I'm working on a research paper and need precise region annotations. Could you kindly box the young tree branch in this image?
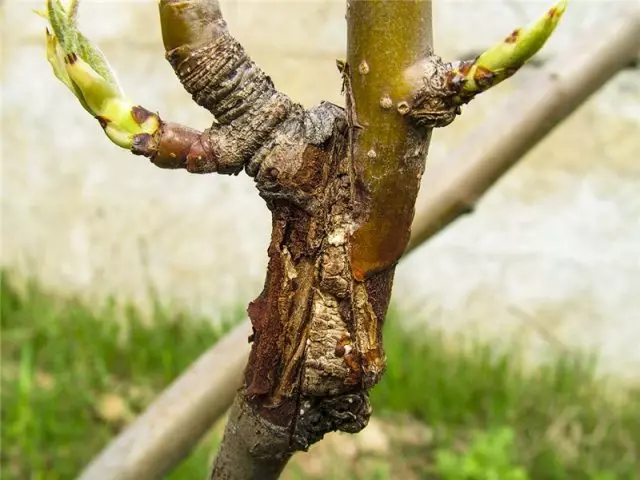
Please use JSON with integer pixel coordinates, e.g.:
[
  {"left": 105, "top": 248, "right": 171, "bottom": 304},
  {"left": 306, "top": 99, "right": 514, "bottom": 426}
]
[
  {"left": 39, "top": 0, "right": 571, "bottom": 478},
  {"left": 408, "top": 2, "right": 640, "bottom": 250},
  {"left": 399, "top": 0, "right": 567, "bottom": 128},
  {"left": 73, "top": 3, "right": 640, "bottom": 479}
]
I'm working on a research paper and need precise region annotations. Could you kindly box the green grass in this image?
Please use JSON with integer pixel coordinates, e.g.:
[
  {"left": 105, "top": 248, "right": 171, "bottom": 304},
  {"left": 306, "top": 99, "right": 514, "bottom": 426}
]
[
  {"left": 373, "top": 326, "right": 639, "bottom": 479},
  {"left": 0, "top": 273, "right": 236, "bottom": 479},
  {"left": 1, "top": 272, "right": 638, "bottom": 479}
]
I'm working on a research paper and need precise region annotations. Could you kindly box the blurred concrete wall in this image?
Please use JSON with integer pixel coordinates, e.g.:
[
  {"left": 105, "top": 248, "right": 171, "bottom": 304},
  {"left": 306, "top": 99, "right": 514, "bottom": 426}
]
[{"left": 2, "top": 0, "right": 639, "bottom": 379}]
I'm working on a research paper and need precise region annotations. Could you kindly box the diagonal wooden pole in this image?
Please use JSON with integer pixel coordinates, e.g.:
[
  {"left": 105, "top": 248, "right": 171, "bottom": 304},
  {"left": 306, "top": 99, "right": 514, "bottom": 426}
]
[
  {"left": 78, "top": 4, "right": 640, "bottom": 480},
  {"left": 78, "top": 321, "right": 252, "bottom": 480}
]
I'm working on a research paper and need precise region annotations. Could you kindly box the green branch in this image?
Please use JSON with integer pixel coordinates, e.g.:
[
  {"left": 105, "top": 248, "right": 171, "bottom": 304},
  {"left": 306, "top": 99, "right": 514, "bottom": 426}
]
[
  {"left": 37, "top": 0, "right": 229, "bottom": 172},
  {"left": 451, "top": 0, "right": 568, "bottom": 103},
  {"left": 403, "top": 0, "right": 568, "bottom": 128}
]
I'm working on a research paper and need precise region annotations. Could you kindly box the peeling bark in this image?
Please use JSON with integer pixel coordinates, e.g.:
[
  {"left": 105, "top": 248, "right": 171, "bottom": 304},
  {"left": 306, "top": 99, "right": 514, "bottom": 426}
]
[
  {"left": 153, "top": 1, "right": 434, "bottom": 477},
  {"left": 38, "top": 0, "right": 572, "bottom": 476},
  {"left": 210, "top": 102, "right": 390, "bottom": 474},
  {"left": 148, "top": 0, "right": 568, "bottom": 477}
]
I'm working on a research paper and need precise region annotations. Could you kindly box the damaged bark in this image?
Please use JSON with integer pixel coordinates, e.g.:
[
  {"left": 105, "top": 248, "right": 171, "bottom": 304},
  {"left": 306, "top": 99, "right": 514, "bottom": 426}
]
[
  {"left": 151, "top": 1, "right": 567, "bottom": 478},
  {"left": 40, "top": 0, "right": 568, "bottom": 477},
  {"left": 193, "top": 1, "right": 436, "bottom": 476},
  {"left": 152, "top": 2, "right": 400, "bottom": 474}
]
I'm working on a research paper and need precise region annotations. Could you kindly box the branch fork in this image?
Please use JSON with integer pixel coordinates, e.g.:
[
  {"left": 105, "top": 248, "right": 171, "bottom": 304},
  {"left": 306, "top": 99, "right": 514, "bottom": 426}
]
[{"left": 38, "top": 0, "right": 567, "bottom": 476}]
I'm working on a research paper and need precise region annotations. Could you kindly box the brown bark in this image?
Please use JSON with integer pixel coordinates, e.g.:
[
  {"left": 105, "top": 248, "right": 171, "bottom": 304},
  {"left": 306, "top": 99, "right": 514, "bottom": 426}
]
[
  {"left": 77, "top": 3, "right": 640, "bottom": 479},
  {"left": 194, "top": 0, "right": 447, "bottom": 475},
  {"left": 153, "top": 0, "right": 553, "bottom": 477}
]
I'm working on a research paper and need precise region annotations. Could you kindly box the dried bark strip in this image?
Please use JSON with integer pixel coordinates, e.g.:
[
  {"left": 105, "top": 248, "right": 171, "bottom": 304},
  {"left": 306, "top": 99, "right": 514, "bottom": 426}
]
[
  {"left": 154, "top": 0, "right": 552, "bottom": 477},
  {"left": 42, "top": 0, "right": 569, "bottom": 476}
]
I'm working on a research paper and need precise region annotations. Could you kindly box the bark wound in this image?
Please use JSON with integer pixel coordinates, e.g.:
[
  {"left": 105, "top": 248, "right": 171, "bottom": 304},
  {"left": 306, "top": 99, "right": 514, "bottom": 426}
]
[
  {"left": 160, "top": 2, "right": 392, "bottom": 460},
  {"left": 241, "top": 102, "right": 388, "bottom": 450}
]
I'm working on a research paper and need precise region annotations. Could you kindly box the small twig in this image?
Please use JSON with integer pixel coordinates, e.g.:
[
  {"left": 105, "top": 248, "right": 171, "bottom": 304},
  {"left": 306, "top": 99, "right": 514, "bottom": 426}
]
[{"left": 407, "top": 3, "right": 640, "bottom": 251}]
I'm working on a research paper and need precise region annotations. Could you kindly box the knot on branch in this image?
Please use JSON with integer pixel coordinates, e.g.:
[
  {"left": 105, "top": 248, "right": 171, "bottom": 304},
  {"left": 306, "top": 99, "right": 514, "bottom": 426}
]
[
  {"left": 402, "top": 55, "right": 464, "bottom": 129},
  {"left": 292, "top": 393, "right": 372, "bottom": 451}
]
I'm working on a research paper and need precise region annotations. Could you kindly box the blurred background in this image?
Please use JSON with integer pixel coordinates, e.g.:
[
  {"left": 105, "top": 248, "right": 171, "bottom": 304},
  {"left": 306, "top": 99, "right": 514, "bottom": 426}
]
[
  {"left": 1, "top": 0, "right": 639, "bottom": 478},
  {"left": 3, "top": 0, "right": 639, "bottom": 377}
]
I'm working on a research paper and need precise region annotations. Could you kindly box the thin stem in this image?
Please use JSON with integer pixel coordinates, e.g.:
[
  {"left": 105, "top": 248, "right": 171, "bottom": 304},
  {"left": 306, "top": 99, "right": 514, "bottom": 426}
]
[{"left": 347, "top": 0, "right": 434, "bottom": 280}]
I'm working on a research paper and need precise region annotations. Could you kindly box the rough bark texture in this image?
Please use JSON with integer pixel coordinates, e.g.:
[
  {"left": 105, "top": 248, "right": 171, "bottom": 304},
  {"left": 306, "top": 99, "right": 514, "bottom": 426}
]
[
  {"left": 153, "top": 0, "right": 496, "bottom": 477},
  {"left": 38, "top": 0, "right": 587, "bottom": 477},
  {"left": 155, "top": 3, "right": 396, "bottom": 476},
  {"left": 212, "top": 98, "right": 387, "bottom": 476},
  {"left": 207, "top": 92, "right": 385, "bottom": 476}
]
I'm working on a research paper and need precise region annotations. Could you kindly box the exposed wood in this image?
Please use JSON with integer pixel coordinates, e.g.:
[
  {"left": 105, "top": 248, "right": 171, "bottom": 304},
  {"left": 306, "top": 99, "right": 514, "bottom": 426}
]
[{"left": 75, "top": 3, "right": 640, "bottom": 480}]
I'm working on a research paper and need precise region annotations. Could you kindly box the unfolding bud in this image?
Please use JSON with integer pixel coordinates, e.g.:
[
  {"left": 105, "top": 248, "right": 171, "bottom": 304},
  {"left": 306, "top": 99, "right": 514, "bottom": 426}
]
[
  {"left": 451, "top": 0, "right": 568, "bottom": 102},
  {"left": 39, "top": 0, "right": 159, "bottom": 149},
  {"left": 405, "top": 0, "right": 568, "bottom": 128}
]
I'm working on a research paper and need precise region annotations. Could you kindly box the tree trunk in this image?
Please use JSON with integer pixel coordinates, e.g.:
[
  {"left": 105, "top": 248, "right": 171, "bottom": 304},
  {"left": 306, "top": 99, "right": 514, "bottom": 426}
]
[
  {"left": 41, "top": 0, "right": 568, "bottom": 477},
  {"left": 153, "top": 0, "right": 566, "bottom": 478},
  {"left": 209, "top": 1, "right": 442, "bottom": 477}
]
